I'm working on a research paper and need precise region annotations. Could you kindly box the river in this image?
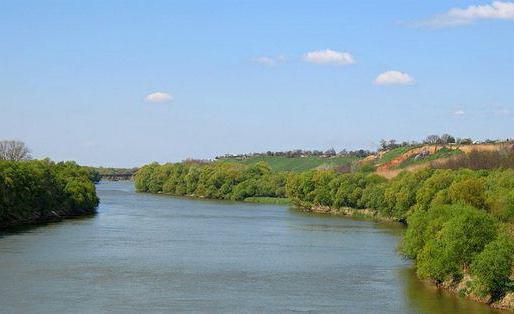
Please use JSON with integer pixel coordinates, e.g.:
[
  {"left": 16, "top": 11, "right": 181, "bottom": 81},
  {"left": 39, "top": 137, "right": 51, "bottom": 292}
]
[{"left": 0, "top": 181, "right": 502, "bottom": 313}]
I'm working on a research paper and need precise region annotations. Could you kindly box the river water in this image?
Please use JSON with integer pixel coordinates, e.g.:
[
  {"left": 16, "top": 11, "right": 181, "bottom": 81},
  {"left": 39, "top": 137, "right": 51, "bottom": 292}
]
[{"left": 0, "top": 181, "right": 502, "bottom": 313}]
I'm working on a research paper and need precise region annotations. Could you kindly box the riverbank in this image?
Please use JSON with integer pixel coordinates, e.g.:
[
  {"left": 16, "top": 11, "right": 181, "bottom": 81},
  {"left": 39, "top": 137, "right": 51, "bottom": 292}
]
[
  {"left": 0, "top": 208, "right": 96, "bottom": 232},
  {"left": 243, "top": 197, "right": 290, "bottom": 205},
  {"left": 436, "top": 274, "right": 514, "bottom": 311},
  {"left": 145, "top": 191, "right": 290, "bottom": 206},
  {"left": 0, "top": 160, "right": 100, "bottom": 232},
  {"left": 300, "top": 205, "right": 514, "bottom": 311},
  {"left": 306, "top": 205, "right": 403, "bottom": 223}
]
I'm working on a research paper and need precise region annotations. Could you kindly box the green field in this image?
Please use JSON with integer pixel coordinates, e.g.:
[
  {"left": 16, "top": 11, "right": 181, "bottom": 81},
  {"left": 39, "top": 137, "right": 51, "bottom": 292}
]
[{"left": 217, "top": 155, "right": 360, "bottom": 172}]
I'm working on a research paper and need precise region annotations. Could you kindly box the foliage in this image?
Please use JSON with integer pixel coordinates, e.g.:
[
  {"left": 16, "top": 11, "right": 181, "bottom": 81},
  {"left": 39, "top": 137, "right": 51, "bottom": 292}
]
[
  {"left": 0, "top": 159, "right": 99, "bottom": 227},
  {"left": 401, "top": 205, "right": 454, "bottom": 260},
  {"left": 408, "top": 205, "right": 497, "bottom": 282},
  {"left": 134, "top": 161, "right": 287, "bottom": 201},
  {"left": 470, "top": 232, "right": 514, "bottom": 297},
  {"left": 283, "top": 166, "right": 514, "bottom": 296},
  {"left": 84, "top": 166, "right": 139, "bottom": 181}
]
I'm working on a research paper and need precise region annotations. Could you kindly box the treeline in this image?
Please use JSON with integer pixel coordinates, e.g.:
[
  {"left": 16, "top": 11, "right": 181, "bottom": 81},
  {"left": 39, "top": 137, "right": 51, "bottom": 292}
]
[
  {"left": 287, "top": 167, "right": 514, "bottom": 299},
  {"left": 84, "top": 166, "right": 139, "bottom": 182},
  {"left": 216, "top": 148, "right": 372, "bottom": 160},
  {"left": 135, "top": 161, "right": 287, "bottom": 201},
  {"left": 0, "top": 159, "right": 99, "bottom": 229},
  {"left": 378, "top": 134, "right": 511, "bottom": 151}
]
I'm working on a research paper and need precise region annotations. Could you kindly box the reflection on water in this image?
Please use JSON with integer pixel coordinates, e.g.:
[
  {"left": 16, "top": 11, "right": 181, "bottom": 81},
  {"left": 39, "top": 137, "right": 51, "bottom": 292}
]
[
  {"left": 0, "top": 181, "right": 502, "bottom": 313},
  {"left": 400, "top": 267, "right": 504, "bottom": 313}
]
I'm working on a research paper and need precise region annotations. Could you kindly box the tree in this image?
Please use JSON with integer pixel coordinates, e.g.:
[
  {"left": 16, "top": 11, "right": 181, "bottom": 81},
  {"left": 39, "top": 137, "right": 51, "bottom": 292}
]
[
  {"left": 415, "top": 205, "right": 497, "bottom": 281},
  {"left": 379, "top": 139, "right": 388, "bottom": 151},
  {"left": 324, "top": 148, "right": 336, "bottom": 156},
  {"left": 448, "top": 178, "right": 486, "bottom": 209},
  {"left": 458, "top": 138, "right": 473, "bottom": 145},
  {"left": 471, "top": 232, "right": 514, "bottom": 297},
  {"left": 440, "top": 134, "right": 456, "bottom": 144},
  {"left": 424, "top": 135, "right": 441, "bottom": 145},
  {"left": 0, "top": 159, "right": 99, "bottom": 227},
  {"left": 0, "top": 140, "right": 31, "bottom": 161}
]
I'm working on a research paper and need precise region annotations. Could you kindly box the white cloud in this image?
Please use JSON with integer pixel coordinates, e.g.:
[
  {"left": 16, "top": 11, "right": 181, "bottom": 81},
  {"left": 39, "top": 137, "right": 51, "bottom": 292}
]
[
  {"left": 374, "top": 71, "right": 414, "bottom": 86},
  {"left": 454, "top": 110, "right": 466, "bottom": 116},
  {"left": 302, "top": 49, "right": 355, "bottom": 66},
  {"left": 416, "top": 1, "right": 514, "bottom": 27},
  {"left": 145, "top": 92, "right": 173, "bottom": 103}
]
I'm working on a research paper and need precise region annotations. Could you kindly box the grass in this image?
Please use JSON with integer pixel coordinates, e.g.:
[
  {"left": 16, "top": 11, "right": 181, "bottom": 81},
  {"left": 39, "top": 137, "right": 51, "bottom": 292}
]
[
  {"left": 378, "top": 146, "right": 412, "bottom": 164},
  {"left": 217, "top": 156, "right": 360, "bottom": 172},
  {"left": 243, "top": 197, "right": 290, "bottom": 205},
  {"left": 398, "top": 148, "right": 463, "bottom": 168}
]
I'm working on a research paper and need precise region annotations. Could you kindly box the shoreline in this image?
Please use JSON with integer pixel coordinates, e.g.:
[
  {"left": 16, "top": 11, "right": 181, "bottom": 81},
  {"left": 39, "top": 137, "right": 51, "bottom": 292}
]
[
  {"left": 137, "top": 190, "right": 290, "bottom": 206},
  {"left": 300, "top": 205, "right": 514, "bottom": 311},
  {"left": 0, "top": 209, "right": 96, "bottom": 232},
  {"left": 129, "top": 190, "right": 514, "bottom": 311},
  {"left": 306, "top": 205, "right": 404, "bottom": 224}
]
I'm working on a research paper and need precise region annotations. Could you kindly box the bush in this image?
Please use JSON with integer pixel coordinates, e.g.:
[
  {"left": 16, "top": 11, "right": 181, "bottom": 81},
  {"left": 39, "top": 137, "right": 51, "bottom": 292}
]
[
  {"left": 416, "top": 238, "right": 460, "bottom": 282},
  {"left": 470, "top": 232, "right": 514, "bottom": 297},
  {"left": 448, "top": 178, "right": 486, "bottom": 209},
  {"left": 0, "top": 159, "right": 99, "bottom": 227},
  {"left": 402, "top": 205, "right": 462, "bottom": 260},
  {"left": 413, "top": 205, "right": 497, "bottom": 281},
  {"left": 134, "top": 161, "right": 287, "bottom": 201}
]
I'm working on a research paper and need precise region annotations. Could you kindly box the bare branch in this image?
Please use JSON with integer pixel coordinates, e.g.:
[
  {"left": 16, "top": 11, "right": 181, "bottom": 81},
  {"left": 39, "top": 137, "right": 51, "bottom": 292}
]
[{"left": 0, "top": 140, "right": 32, "bottom": 161}]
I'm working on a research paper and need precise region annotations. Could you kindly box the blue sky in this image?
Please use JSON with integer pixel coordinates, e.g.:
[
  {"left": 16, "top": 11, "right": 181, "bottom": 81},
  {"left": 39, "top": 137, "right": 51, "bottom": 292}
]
[{"left": 1, "top": 1, "right": 513, "bottom": 167}]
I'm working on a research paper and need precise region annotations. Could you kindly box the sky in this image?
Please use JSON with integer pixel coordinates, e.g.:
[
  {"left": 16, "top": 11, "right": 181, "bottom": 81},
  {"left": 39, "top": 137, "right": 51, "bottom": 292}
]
[{"left": 1, "top": 1, "right": 513, "bottom": 167}]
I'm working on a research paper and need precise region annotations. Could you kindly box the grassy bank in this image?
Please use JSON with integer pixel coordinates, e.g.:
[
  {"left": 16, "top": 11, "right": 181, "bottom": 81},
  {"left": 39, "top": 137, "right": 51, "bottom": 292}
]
[{"left": 243, "top": 197, "right": 290, "bottom": 205}]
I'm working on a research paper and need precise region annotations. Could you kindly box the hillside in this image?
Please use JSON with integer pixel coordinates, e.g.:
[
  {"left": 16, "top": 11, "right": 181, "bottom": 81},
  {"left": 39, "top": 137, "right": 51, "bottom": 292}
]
[
  {"left": 214, "top": 141, "right": 514, "bottom": 175},
  {"left": 217, "top": 155, "right": 361, "bottom": 172},
  {"left": 372, "top": 142, "right": 514, "bottom": 178}
]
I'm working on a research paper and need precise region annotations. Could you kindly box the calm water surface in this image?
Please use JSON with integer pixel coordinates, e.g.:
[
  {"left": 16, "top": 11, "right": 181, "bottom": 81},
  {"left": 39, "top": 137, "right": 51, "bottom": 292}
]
[{"left": 0, "top": 181, "right": 503, "bottom": 313}]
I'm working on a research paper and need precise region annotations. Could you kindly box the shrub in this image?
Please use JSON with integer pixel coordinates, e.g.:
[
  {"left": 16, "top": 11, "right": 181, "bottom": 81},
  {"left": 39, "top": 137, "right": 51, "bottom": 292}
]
[
  {"left": 448, "top": 178, "right": 486, "bottom": 209},
  {"left": 471, "top": 232, "right": 514, "bottom": 297}
]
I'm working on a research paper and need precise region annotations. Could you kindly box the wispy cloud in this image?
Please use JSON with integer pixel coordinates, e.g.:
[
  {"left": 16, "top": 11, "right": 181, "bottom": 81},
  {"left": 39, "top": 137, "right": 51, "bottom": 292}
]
[
  {"left": 374, "top": 71, "right": 414, "bottom": 86},
  {"left": 413, "top": 1, "right": 514, "bottom": 28},
  {"left": 252, "top": 55, "right": 286, "bottom": 67},
  {"left": 453, "top": 110, "right": 466, "bottom": 116},
  {"left": 145, "top": 92, "right": 173, "bottom": 103},
  {"left": 450, "top": 106, "right": 514, "bottom": 117},
  {"left": 302, "top": 49, "right": 355, "bottom": 66}
]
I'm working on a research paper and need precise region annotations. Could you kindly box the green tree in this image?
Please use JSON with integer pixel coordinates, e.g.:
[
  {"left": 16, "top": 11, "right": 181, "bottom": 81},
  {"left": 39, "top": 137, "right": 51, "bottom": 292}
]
[{"left": 470, "top": 232, "right": 514, "bottom": 297}]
